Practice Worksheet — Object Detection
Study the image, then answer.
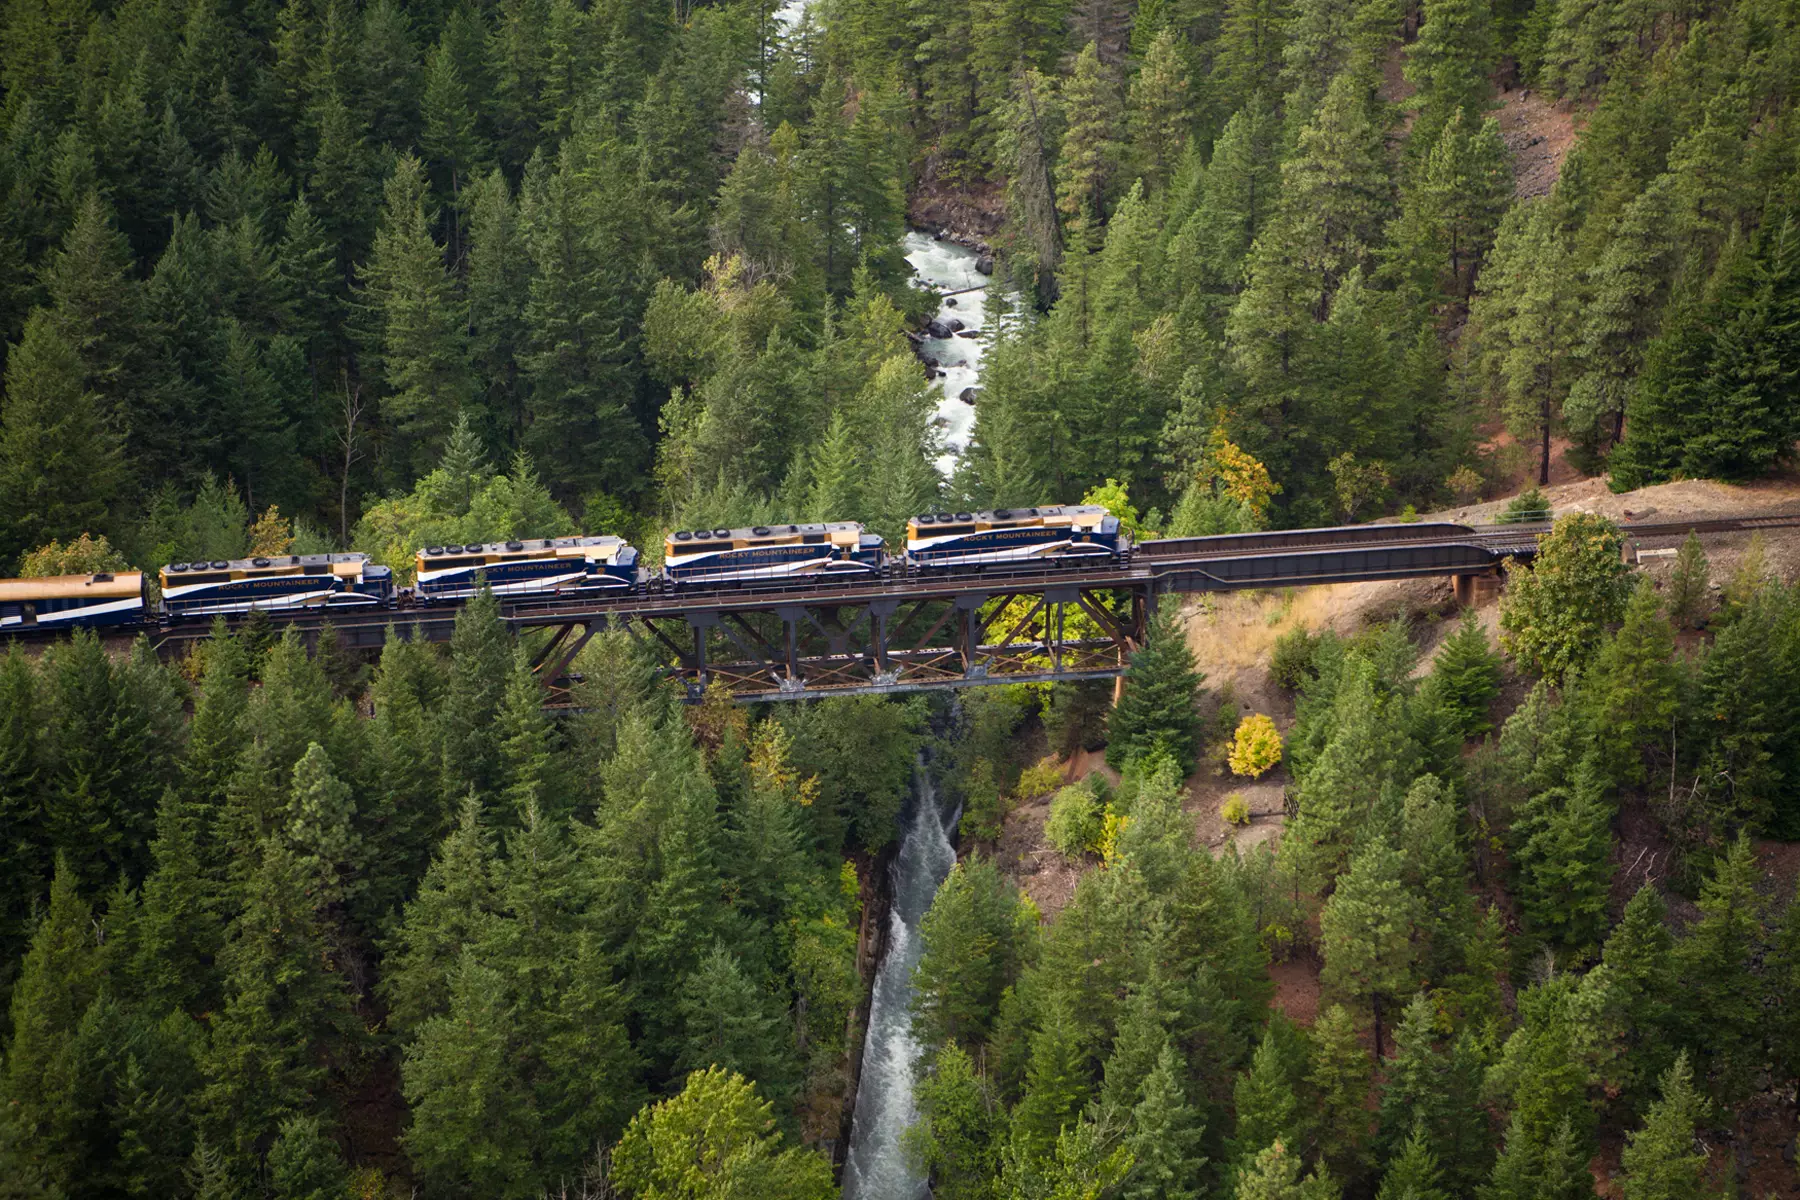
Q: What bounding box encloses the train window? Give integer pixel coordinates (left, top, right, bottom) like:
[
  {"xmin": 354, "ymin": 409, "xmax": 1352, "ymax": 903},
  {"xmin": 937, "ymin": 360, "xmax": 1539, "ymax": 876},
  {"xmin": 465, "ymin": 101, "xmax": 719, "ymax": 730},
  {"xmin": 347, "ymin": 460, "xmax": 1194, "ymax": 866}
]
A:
[
  {"xmin": 802, "ymin": 534, "xmax": 826, "ymax": 544},
  {"xmin": 177, "ymin": 573, "xmax": 230, "ymax": 586},
  {"xmin": 429, "ymin": 556, "xmax": 487, "ymax": 570},
  {"xmin": 922, "ymin": 524, "xmax": 976, "ymax": 536},
  {"xmin": 678, "ymin": 541, "xmax": 733, "ymax": 555},
  {"xmin": 302, "ymin": 564, "xmax": 330, "ymax": 575}
]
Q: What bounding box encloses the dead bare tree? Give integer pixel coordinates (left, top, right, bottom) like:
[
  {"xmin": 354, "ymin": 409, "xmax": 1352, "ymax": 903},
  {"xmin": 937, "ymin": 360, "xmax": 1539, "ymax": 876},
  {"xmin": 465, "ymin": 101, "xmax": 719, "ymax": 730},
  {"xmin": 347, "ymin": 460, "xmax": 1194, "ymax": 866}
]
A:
[{"xmin": 338, "ymin": 375, "xmax": 366, "ymax": 549}]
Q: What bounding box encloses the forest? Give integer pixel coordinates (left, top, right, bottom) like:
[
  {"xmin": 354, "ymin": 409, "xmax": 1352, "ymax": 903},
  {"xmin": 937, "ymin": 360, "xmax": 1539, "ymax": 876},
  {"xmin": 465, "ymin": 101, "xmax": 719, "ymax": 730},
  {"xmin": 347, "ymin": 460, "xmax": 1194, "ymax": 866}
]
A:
[{"xmin": 3, "ymin": 0, "xmax": 1800, "ymax": 1192}]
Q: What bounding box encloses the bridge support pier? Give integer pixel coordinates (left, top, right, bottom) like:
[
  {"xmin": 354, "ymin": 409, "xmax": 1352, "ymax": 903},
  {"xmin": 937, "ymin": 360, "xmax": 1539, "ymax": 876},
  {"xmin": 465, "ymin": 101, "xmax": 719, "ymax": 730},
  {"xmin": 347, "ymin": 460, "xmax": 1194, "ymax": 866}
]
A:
[{"xmin": 1451, "ymin": 570, "xmax": 1502, "ymax": 608}]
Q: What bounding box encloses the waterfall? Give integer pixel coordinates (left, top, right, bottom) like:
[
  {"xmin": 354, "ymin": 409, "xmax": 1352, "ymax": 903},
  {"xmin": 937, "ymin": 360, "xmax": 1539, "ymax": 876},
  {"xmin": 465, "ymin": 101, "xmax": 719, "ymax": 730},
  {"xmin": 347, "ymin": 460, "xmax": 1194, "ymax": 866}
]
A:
[
  {"xmin": 841, "ymin": 765, "xmax": 959, "ymax": 1200},
  {"xmin": 903, "ymin": 232, "xmax": 1003, "ymax": 478}
]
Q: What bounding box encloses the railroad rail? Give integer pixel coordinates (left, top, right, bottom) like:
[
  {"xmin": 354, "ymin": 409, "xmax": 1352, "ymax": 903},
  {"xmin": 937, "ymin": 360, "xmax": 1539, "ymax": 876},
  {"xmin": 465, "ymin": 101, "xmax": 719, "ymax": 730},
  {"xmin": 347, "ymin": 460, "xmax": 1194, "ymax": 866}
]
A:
[{"xmin": 86, "ymin": 508, "xmax": 1800, "ymax": 702}]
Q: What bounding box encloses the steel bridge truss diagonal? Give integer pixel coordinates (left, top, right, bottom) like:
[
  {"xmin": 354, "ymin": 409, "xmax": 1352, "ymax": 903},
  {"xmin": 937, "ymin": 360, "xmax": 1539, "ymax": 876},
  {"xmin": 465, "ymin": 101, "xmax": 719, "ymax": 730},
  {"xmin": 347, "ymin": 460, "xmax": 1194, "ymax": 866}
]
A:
[{"xmin": 576, "ymin": 584, "xmax": 1151, "ymax": 703}]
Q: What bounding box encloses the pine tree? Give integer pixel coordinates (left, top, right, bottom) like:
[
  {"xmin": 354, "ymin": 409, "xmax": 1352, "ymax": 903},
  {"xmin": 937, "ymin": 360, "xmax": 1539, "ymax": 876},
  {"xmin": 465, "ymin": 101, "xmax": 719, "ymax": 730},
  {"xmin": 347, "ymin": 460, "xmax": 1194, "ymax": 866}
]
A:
[
  {"xmin": 401, "ymin": 949, "xmax": 537, "ymax": 1195},
  {"xmin": 912, "ymin": 859, "xmax": 1032, "ymax": 1051},
  {"xmin": 1403, "ymin": 0, "xmax": 1495, "ymax": 152},
  {"xmin": 465, "ymin": 170, "xmax": 531, "ymax": 445},
  {"xmin": 1666, "ymin": 533, "xmax": 1710, "ymax": 629},
  {"xmin": 267, "ymin": 1115, "xmax": 351, "ymax": 1200},
  {"xmin": 1590, "ymin": 883, "xmax": 1676, "ymax": 1109},
  {"xmin": 496, "ymin": 647, "xmax": 563, "ymax": 823},
  {"xmin": 1009, "ymin": 1000, "xmax": 1093, "ymax": 1161},
  {"xmin": 358, "ymin": 153, "xmax": 473, "ymax": 475},
  {"xmin": 1377, "ymin": 1126, "xmax": 1447, "ymax": 1200},
  {"xmin": 906, "ymin": 1041, "xmax": 1002, "ymax": 1200},
  {"xmin": 201, "ymin": 838, "xmax": 357, "ymax": 1176},
  {"xmin": 1513, "ymin": 770, "xmax": 1615, "ymax": 953},
  {"xmin": 440, "ymin": 587, "xmax": 513, "ymax": 802},
  {"xmin": 1107, "ymin": 598, "xmax": 1205, "ymax": 773},
  {"xmin": 1305, "ymin": 1003, "xmax": 1371, "ymax": 1178},
  {"xmin": 128, "ymin": 789, "xmax": 224, "ymax": 1016},
  {"xmin": 1057, "ymin": 42, "xmax": 1125, "ymax": 227},
  {"xmin": 284, "ymin": 741, "xmax": 361, "ymax": 912},
  {"xmin": 420, "ymin": 36, "xmax": 488, "ymax": 208},
  {"xmin": 1127, "ymin": 28, "xmax": 1192, "ymax": 198},
  {"xmin": 1319, "ymin": 838, "xmax": 1418, "ymax": 1056},
  {"xmin": 1, "ymin": 855, "xmax": 102, "ymax": 1190},
  {"xmin": 38, "ymin": 191, "xmax": 145, "ymax": 422},
  {"xmin": 1619, "ymin": 1053, "xmax": 1713, "ymax": 1200},
  {"xmin": 1376, "ymin": 994, "xmax": 1490, "ymax": 1189},
  {"xmin": 1231, "ymin": 1028, "xmax": 1302, "ymax": 1166},
  {"xmin": 1430, "ymin": 607, "xmax": 1502, "ymax": 737},
  {"xmin": 0, "ymin": 311, "xmax": 123, "ymax": 559},
  {"xmin": 1479, "ymin": 1115, "xmax": 1592, "ymax": 1200},
  {"xmin": 1121, "ymin": 1042, "xmax": 1206, "ymax": 1200},
  {"xmin": 675, "ymin": 944, "xmax": 796, "ymax": 1105},
  {"xmin": 1671, "ymin": 834, "xmax": 1763, "ymax": 1107},
  {"xmin": 381, "ymin": 791, "xmax": 499, "ymax": 1035},
  {"xmin": 0, "ymin": 647, "xmax": 46, "ymax": 965},
  {"xmin": 1770, "ymin": 879, "xmax": 1800, "ymax": 1101}
]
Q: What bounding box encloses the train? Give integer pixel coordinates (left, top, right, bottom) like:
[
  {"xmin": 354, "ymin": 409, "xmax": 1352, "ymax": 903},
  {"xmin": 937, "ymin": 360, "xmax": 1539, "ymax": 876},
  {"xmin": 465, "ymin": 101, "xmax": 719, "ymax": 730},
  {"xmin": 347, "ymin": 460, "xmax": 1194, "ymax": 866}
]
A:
[{"xmin": 0, "ymin": 505, "xmax": 1129, "ymax": 632}]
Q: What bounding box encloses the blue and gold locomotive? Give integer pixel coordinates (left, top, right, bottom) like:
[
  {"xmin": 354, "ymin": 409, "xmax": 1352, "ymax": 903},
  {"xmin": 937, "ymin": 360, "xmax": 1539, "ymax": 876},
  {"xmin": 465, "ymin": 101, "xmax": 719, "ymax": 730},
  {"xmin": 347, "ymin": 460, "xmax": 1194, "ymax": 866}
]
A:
[
  {"xmin": 905, "ymin": 505, "xmax": 1124, "ymax": 569},
  {"xmin": 664, "ymin": 522, "xmax": 885, "ymax": 589},
  {"xmin": 161, "ymin": 554, "xmax": 394, "ymax": 619},
  {"xmin": 415, "ymin": 535, "xmax": 638, "ymax": 603}
]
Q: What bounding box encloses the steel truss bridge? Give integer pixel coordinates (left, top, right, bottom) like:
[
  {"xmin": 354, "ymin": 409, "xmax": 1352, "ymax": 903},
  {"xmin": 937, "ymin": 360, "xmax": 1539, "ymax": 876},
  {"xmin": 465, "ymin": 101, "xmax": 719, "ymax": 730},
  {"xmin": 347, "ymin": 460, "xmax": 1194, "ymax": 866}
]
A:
[{"xmin": 126, "ymin": 510, "xmax": 1800, "ymax": 704}]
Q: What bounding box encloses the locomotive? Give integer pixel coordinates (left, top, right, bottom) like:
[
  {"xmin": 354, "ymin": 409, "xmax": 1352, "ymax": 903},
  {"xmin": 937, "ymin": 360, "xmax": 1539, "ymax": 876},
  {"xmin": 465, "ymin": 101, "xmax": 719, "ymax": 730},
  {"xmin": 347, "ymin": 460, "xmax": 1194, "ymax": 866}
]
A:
[{"xmin": 0, "ymin": 504, "xmax": 1129, "ymax": 631}]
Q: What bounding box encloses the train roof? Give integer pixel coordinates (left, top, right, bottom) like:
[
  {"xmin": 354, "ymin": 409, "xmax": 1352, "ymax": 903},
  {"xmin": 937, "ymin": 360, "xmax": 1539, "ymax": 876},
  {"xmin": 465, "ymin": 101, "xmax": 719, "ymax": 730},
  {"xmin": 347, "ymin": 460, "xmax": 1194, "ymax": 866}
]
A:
[
  {"xmin": 909, "ymin": 505, "xmax": 1112, "ymax": 527},
  {"xmin": 0, "ymin": 572, "xmax": 143, "ymax": 601},
  {"xmin": 417, "ymin": 534, "xmax": 630, "ymax": 560},
  {"xmin": 666, "ymin": 522, "xmax": 865, "ymax": 543},
  {"xmin": 162, "ymin": 553, "xmax": 375, "ymax": 580}
]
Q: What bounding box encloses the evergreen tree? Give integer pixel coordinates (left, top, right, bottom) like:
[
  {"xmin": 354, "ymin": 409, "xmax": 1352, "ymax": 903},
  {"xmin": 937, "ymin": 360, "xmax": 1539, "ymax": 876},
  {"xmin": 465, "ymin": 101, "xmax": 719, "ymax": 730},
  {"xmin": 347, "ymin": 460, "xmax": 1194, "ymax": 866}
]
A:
[
  {"xmin": 1402, "ymin": 0, "xmax": 1495, "ymax": 153},
  {"xmin": 1479, "ymin": 1116, "xmax": 1592, "ymax": 1200},
  {"xmin": 1619, "ymin": 1053, "xmax": 1713, "ymax": 1200},
  {"xmin": 1305, "ymin": 1003, "xmax": 1371, "ymax": 1178},
  {"xmin": 267, "ymin": 1116, "xmax": 351, "ymax": 1200},
  {"xmin": 1231, "ymin": 1028, "xmax": 1302, "ymax": 1166},
  {"xmin": 1057, "ymin": 42, "xmax": 1125, "ymax": 227},
  {"xmin": 128, "ymin": 789, "xmax": 224, "ymax": 1016},
  {"xmin": 912, "ymin": 858, "xmax": 1032, "ymax": 1052},
  {"xmin": 1107, "ymin": 598, "xmax": 1204, "ymax": 773},
  {"xmin": 440, "ymin": 587, "xmax": 513, "ymax": 801},
  {"xmin": 0, "ymin": 647, "xmax": 46, "ymax": 967},
  {"xmin": 358, "ymin": 153, "xmax": 474, "ymax": 475},
  {"xmin": 1121, "ymin": 1042, "xmax": 1206, "ymax": 1200},
  {"xmin": 906, "ymin": 1041, "xmax": 1001, "ymax": 1200},
  {"xmin": 1670, "ymin": 834, "xmax": 1763, "ymax": 1107},
  {"xmin": 1666, "ymin": 533, "xmax": 1710, "ymax": 629},
  {"xmin": 1, "ymin": 855, "xmax": 102, "ymax": 1190},
  {"xmin": 1126, "ymin": 28, "xmax": 1192, "ymax": 198},
  {"xmin": 1589, "ymin": 580, "xmax": 1679, "ymax": 787},
  {"xmin": 200, "ymin": 839, "xmax": 357, "ymax": 1176},
  {"xmin": 1319, "ymin": 838, "xmax": 1418, "ymax": 1055},
  {"xmin": 675, "ymin": 944, "xmax": 796, "ymax": 1106},
  {"xmin": 0, "ymin": 311, "xmax": 123, "ymax": 559},
  {"xmin": 1375, "ymin": 1126, "xmax": 1447, "ymax": 1200},
  {"xmin": 1429, "ymin": 607, "xmax": 1502, "ymax": 737},
  {"xmin": 382, "ymin": 791, "xmax": 499, "ymax": 1035},
  {"xmin": 1513, "ymin": 767, "xmax": 1615, "ymax": 953}
]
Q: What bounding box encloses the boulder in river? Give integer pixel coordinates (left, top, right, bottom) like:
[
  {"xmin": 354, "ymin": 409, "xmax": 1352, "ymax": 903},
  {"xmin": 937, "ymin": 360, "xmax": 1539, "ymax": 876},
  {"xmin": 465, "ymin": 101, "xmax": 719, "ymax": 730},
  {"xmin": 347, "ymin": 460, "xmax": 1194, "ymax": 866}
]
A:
[
  {"xmin": 975, "ymin": 255, "xmax": 995, "ymax": 275},
  {"xmin": 944, "ymin": 297, "xmax": 958, "ymax": 307},
  {"xmin": 956, "ymin": 328, "xmax": 982, "ymax": 338},
  {"xmin": 959, "ymin": 387, "xmax": 980, "ymax": 405},
  {"xmin": 946, "ymin": 317, "xmax": 966, "ymax": 332},
  {"xmin": 921, "ymin": 355, "xmax": 939, "ymax": 369},
  {"xmin": 924, "ymin": 319, "xmax": 954, "ymax": 338}
]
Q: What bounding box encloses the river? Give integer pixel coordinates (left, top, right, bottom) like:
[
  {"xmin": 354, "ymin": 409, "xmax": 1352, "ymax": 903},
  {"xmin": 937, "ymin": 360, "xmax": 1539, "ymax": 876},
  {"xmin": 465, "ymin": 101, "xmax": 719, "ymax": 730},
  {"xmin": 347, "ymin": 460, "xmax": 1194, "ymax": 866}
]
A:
[
  {"xmin": 840, "ymin": 766, "xmax": 958, "ymax": 1200},
  {"xmin": 903, "ymin": 232, "xmax": 995, "ymax": 478}
]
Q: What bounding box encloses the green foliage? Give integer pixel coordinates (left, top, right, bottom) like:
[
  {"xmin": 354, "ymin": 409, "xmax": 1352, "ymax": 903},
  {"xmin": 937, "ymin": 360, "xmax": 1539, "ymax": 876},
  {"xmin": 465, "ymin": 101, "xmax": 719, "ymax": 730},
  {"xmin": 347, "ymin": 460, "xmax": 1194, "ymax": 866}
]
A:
[
  {"xmin": 1108, "ymin": 599, "xmax": 1205, "ymax": 774},
  {"xmin": 1619, "ymin": 1053, "xmax": 1714, "ymax": 1200},
  {"xmin": 1499, "ymin": 512, "xmax": 1632, "ymax": 681},
  {"xmin": 1429, "ymin": 609, "xmax": 1502, "ymax": 737},
  {"xmin": 1046, "ymin": 779, "xmax": 1105, "ymax": 859},
  {"xmin": 1666, "ymin": 533, "xmax": 1710, "ymax": 629},
  {"xmin": 913, "ymin": 859, "xmax": 1034, "ymax": 1052},
  {"xmin": 609, "ymin": 1067, "xmax": 836, "ymax": 1200}
]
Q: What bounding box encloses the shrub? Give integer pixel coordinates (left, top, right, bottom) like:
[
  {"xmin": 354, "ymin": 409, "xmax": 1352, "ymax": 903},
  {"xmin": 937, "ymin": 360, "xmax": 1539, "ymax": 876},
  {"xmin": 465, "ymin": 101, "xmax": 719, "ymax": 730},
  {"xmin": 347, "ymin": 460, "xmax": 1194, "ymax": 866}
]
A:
[
  {"xmin": 1222, "ymin": 793, "xmax": 1252, "ymax": 826},
  {"xmin": 1270, "ymin": 627, "xmax": 1318, "ymax": 691},
  {"xmin": 1399, "ymin": 503, "xmax": 1420, "ymax": 523},
  {"xmin": 1015, "ymin": 756, "xmax": 1066, "ymax": 801},
  {"xmin": 18, "ymin": 532, "xmax": 129, "ymax": 577},
  {"xmin": 1046, "ymin": 780, "xmax": 1103, "ymax": 859},
  {"xmin": 1499, "ymin": 486, "xmax": 1551, "ymax": 525},
  {"xmin": 1446, "ymin": 465, "xmax": 1483, "ymax": 505},
  {"xmin": 1229, "ymin": 714, "xmax": 1283, "ymax": 778}
]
